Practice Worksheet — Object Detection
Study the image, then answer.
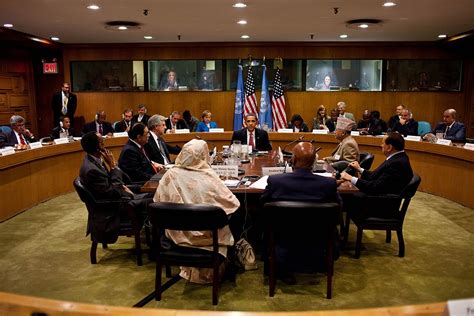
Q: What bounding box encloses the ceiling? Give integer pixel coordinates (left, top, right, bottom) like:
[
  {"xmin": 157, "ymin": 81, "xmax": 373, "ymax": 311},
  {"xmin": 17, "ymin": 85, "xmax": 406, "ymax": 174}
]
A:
[{"xmin": 0, "ymin": 0, "xmax": 473, "ymax": 44}]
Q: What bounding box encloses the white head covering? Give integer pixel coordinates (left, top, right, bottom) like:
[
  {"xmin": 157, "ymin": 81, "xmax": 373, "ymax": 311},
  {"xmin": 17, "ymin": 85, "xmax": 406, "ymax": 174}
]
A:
[{"xmin": 336, "ymin": 117, "xmax": 354, "ymax": 131}]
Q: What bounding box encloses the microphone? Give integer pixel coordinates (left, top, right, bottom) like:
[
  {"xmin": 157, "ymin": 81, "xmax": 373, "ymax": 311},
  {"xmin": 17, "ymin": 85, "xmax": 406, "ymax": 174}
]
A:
[{"xmin": 282, "ymin": 135, "xmax": 305, "ymax": 156}]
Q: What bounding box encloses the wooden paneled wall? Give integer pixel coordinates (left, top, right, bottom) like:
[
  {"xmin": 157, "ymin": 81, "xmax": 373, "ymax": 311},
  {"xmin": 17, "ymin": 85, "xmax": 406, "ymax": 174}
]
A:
[{"xmin": 57, "ymin": 42, "xmax": 471, "ymax": 135}]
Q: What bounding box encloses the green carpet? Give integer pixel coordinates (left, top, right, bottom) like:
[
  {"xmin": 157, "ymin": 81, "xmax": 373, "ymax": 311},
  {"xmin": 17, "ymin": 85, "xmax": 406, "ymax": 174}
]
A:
[{"xmin": 0, "ymin": 191, "xmax": 473, "ymax": 311}]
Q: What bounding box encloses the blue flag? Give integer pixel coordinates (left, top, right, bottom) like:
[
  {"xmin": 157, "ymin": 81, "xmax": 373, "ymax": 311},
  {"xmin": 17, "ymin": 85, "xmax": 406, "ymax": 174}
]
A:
[
  {"xmin": 259, "ymin": 64, "xmax": 273, "ymax": 129},
  {"xmin": 233, "ymin": 64, "xmax": 244, "ymax": 131}
]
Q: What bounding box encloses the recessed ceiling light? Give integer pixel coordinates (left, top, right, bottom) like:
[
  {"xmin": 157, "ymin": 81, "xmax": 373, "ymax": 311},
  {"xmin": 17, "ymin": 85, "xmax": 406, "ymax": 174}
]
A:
[
  {"xmin": 233, "ymin": 3, "xmax": 247, "ymax": 8},
  {"xmin": 144, "ymin": 35, "xmax": 153, "ymax": 40},
  {"xmin": 339, "ymin": 34, "xmax": 348, "ymax": 39},
  {"xmin": 358, "ymin": 24, "xmax": 369, "ymax": 28},
  {"xmin": 3, "ymin": 23, "xmax": 13, "ymax": 28},
  {"xmin": 438, "ymin": 34, "xmax": 447, "ymax": 38},
  {"xmin": 87, "ymin": 4, "xmax": 100, "ymax": 10},
  {"xmin": 237, "ymin": 20, "xmax": 247, "ymax": 25},
  {"xmin": 383, "ymin": 2, "xmax": 397, "ymax": 7},
  {"xmin": 241, "ymin": 35, "xmax": 250, "ymax": 39},
  {"xmin": 118, "ymin": 26, "xmax": 128, "ymax": 30},
  {"xmin": 50, "ymin": 36, "xmax": 60, "ymax": 41}
]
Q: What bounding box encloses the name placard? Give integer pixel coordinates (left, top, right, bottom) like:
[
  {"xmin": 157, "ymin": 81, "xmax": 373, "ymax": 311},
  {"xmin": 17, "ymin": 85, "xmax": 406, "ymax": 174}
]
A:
[
  {"xmin": 436, "ymin": 138, "xmax": 452, "ymax": 146},
  {"xmin": 447, "ymin": 298, "xmax": 474, "ymax": 316},
  {"xmin": 0, "ymin": 147, "xmax": 15, "ymax": 156},
  {"xmin": 351, "ymin": 131, "xmax": 360, "ymax": 136},
  {"xmin": 113, "ymin": 132, "xmax": 128, "ymax": 137},
  {"xmin": 175, "ymin": 129, "xmax": 190, "ymax": 134},
  {"xmin": 29, "ymin": 142, "xmax": 43, "ymax": 149},
  {"xmin": 211, "ymin": 165, "xmax": 238, "ymax": 178},
  {"xmin": 54, "ymin": 138, "xmax": 69, "ymax": 145},
  {"xmin": 405, "ymin": 135, "xmax": 422, "ymax": 142},
  {"xmin": 464, "ymin": 143, "xmax": 474, "ymax": 151},
  {"xmin": 312, "ymin": 129, "xmax": 328, "ymax": 134},
  {"xmin": 209, "ymin": 128, "xmax": 224, "ymax": 133},
  {"xmin": 277, "ymin": 128, "xmax": 293, "ymax": 133},
  {"xmin": 262, "ymin": 166, "xmax": 293, "ymax": 176}
]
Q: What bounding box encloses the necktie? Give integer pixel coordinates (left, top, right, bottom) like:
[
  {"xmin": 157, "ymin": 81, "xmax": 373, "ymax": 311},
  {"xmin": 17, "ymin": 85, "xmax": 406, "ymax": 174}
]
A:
[
  {"xmin": 99, "ymin": 124, "xmax": 103, "ymax": 135},
  {"xmin": 62, "ymin": 98, "xmax": 68, "ymax": 115},
  {"xmin": 141, "ymin": 147, "xmax": 157, "ymax": 173},
  {"xmin": 19, "ymin": 134, "xmax": 26, "ymax": 145},
  {"xmin": 157, "ymin": 140, "xmax": 169, "ymax": 164},
  {"xmin": 249, "ymin": 132, "xmax": 255, "ymax": 149}
]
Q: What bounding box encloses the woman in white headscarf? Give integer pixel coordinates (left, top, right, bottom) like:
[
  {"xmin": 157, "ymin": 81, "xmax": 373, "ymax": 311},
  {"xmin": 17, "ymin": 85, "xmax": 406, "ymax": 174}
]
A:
[{"xmin": 153, "ymin": 139, "xmax": 240, "ymax": 283}]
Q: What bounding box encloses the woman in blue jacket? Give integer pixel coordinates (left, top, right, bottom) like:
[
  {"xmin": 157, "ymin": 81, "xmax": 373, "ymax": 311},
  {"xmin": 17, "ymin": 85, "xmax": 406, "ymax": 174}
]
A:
[{"xmin": 196, "ymin": 110, "xmax": 218, "ymax": 132}]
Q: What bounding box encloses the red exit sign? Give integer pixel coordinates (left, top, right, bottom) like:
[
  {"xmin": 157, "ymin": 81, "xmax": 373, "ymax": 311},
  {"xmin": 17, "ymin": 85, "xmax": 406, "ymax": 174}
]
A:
[{"xmin": 43, "ymin": 62, "xmax": 58, "ymax": 74}]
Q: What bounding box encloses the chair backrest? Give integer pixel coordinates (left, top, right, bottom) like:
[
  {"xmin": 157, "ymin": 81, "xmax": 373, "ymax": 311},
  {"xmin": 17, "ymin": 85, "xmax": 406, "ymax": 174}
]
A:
[
  {"xmin": 397, "ymin": 173, "xmax": 421, "ymax": 221},
  {"xmin": 418, "ymin": 121, "xmax": 431, "ymax": 136},
  {"xmin": 359, "ymin": 151, "xmax": 374, "ymax": 170},
  {"xmin": 331, "ymin": 160, "xmax": 349, "ymax": 172},
  {"xmin": 148, "ymin": 202, "xmax": 229, "ymax": 231},
  {"xmin": 0, "ymin": 125, "xmax": 12, "ymax": 134},
  {"xmin": 73, "ymin": 177, "xmax": 96, "ymax": 205}
]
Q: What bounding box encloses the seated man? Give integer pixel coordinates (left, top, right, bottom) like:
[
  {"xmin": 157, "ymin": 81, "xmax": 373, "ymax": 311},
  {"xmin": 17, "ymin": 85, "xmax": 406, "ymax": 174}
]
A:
[
  {"xmin": 231, "ymin": 113, "xmax": 272, "ymax": 151},
  {"xmin": 0, "ymin": 115, "xmax": 37, "ymax": 148},
  {"xmin": 424, "ymin": 108, "xmax": 466, "ymax": 143},
  {"xmin": 370, "ymin": 110, "xmax": 388, "ymax": 133},
  {"xmin": 165, "ymin": 110, "xmax": 187, "ymax": 133},
  {"xmin": 118, "ymin": 123, "xmax": 160, "ymax": 182},
  {"xmin": 388, "ymin": 104, "xmax": 405, "ymax": 131},
  {"xmin": 261, "ymin": 142, "xmax": 341, "ymax": 284},
  {"xmin": 356, "ymin": 110, "xmax": 383, "ymax": 136},
  {"xmin": 114, "ymin": 108, "xmax": 133, "ymax": 133},
  {"xmin": 146, "ymin": 114, "xmax": 181, "ymax": 166},
  {"xmin": 392, "ymin": 109, "xmax": 418, "ymax": 136},
  {"xmin": 82, "ymin": 110, "xmax": 114, "ymax": 137},
  {"xmin": 182, "ymin": 109, "xmax": 200, "ymax": 132},
  {"xmin": 131, "ymin": 104, "xmax": 150, "ymax": 126},
  {"xmin": 79, "ymin": 131, "xmax": 152, "ymax": 239},
  {"xmin": 50, "ymin": 116, "xmax": 75, "ymax": 139},
  {"xmin": 323, "ymin": 117, "xmax": 359, "ymax": 163},
  {"xmin": 336, "ymin": 101, "xmax": 355, "ymax": 123}
]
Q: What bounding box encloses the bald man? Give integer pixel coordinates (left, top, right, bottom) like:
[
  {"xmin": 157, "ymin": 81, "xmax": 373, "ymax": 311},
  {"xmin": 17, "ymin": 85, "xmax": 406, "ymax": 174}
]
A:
[
  {"xmin": 430, "ymin": 108, "xmax": 466, "ymax": 142},
  {"xmin": 261, "ymin": 142, "xmax": 341, "ymax": 284}
]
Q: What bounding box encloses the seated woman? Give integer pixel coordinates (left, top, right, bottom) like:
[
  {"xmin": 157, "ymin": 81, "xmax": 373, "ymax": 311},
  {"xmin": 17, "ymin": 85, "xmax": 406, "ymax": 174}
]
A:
[
  {"xmin": 287, "ymin": 114, "xmax": 309, "ymax": 132},
  {"xmin": 153, "ymin": 139, "xmax": 240, "ymax": 284},
  {"xmin": 312, "ymin": 105, "xmax": 334, "ymax": 132},
  {"xmin": 196, "ymin": 110, "xmax": 218, "ymax": 132}
]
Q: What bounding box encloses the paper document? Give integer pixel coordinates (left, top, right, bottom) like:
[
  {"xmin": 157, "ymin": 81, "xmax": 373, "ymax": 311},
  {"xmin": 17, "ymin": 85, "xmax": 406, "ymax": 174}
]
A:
[
  {"xmin": 223, "ymin": 179, "xmax": 240, "ymax": 187},
  {"xmin": 249, "ymin": 175, "xmax": 269, "ymax": 189},
  {"xmin": 313, "ymin": 172, "xmax": 334, "ymax": 178},
  {"xmin": 278, "ymin": 146, "xmax": 284, "ymax": 164}
]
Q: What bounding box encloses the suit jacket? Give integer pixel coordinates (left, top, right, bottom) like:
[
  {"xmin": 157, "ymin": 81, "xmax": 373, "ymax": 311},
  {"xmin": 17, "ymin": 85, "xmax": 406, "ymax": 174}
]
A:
[
  {"xmin": 326, "ymin": 136, "xmax": 359, "ymax": 163},
  {"xmin": 0, "ymin": 130, "xmax": 37, "ymax": 147},
  {"xmin": 287, "ymin": 122, "xmax": 309, "ymax": 132},
  {"xmin": 131, "ymin": 114, "xmax": 150, "ymax": 126},
  {"xmin": 114, "ymin": 120, "xmax": 132, "ymax": 133},
  {"xmin": 82, "ymin": 121, "xmax": 114, "ymax": 136},
  {"xmin": 393, "ymin": 119, "xmax": 418, "ymax": 136},
  {"xmin": 431, "ymin": 121, "xmax": 466, "ymax": 142},
  {"xmin": 231, "ymin": 128, "xmax": 272, "ymax": 151},
  {"xmin": 355, "ymin": 151, "xmax": 413, "ymax": 195},
  {"xmin": 195, "ymin": 121, "xmax": 218, "ymax": 132},
  {"xmin": 341, "ymin": 112, "xmax": 355, "ymax": 122},
  {"xmin": 357, "ymin": 119, "xmax": 384, "ymax": 135},
  {"xmin": 145, "ymin": 134, "xmax": 181, "ymax": 165},
  {"xmin": 51, "ymin": 91, "xmax": 77, "ymax": 127},
  {"xmin": 165, "ymin": 118, "xmax": 187, "ymax": 132},
  {"xmin": 118, "ymin": 140, "xmax": 155, "ymax": 182},
  {"xmin": 50, "ymin": 126, "xmax": 75, "ymax": 139},
  {"xmin": 388, "ymin": 115, "xmax": 400, "ymax": 130}
]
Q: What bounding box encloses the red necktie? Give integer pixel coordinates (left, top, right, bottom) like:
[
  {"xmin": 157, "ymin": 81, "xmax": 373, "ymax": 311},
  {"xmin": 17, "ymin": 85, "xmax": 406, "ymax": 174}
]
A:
[
  {"xmin": 249, "ymin": 132, "xmax": 255, "ymax": 149},
  {"xmin": 19, "ymin": 134, "xmax": 26, "ymax": 145},
  {"xmin": 99, "ymin": 124, "xmax": 103, "ymax": 135}
]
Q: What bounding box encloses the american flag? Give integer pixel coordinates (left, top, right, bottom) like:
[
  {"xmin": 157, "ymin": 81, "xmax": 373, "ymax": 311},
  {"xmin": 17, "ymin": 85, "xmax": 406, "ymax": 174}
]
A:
[
  {"xmin": 271, "ymin": 67, "xmax": 287, "ymax": 130},
  {"xmin": 244, "ymin": 66, "xmax": 258, "ymax": 119}
]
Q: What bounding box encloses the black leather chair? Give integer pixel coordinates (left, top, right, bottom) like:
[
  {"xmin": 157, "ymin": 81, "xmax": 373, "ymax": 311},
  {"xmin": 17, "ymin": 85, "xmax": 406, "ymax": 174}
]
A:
[
  {"xmin": 359, "ymin": 151, "xmax": 374, "ymax": 170},
  {"xmin": 144, "ymin": 202, "xmax": 232, "ymax": 306},
  {"xmin": 344, "ymin": 173, "xmax": 421, "ymax": 258},
  {"xmin": 263, "ymin": 201, "xmax": 341, "ymax": 299},
  {"xmin": 73, "ymin": 177, "xmax": 144, "ymax": 266}
]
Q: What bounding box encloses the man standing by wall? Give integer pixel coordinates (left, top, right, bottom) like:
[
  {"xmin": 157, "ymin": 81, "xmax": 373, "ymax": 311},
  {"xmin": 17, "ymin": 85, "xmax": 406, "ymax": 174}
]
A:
[{"xmin": 52, "ymin": 82, "xmax": 77, "ymax": 128}]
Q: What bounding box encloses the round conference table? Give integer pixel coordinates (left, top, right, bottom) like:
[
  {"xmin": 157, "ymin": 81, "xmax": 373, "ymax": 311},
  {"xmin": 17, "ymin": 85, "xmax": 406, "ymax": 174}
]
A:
[{"xmin": 1, "ymin": 132, "xmax": 473, "ymax": 222}]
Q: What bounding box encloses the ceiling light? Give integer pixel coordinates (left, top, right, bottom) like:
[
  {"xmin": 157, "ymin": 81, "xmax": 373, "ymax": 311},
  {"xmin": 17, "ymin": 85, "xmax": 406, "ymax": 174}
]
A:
[
  {"xmin": 3, "ymin": 23, "xmax": 13, "ymax": 28},
  {"xmin": 118, "ymin": 26, "xmax": 128, "ymax": 30},
  {"xmin": 87, "ymin": 4, "xmax": 100, "ymax": 10},
  {"xmin": 241, "ymin": 35, "xmax": 250, "ymax": 39},
  {"xmin": 50, "ymin": 37, "xmax": 60, "ymax": 41},
  {"xmin": 144, "ymin": 35, "xmax": 153, "ymax": 40},
  {"xmin": 438, "ymin": 34, "xmax": 447, "ymax": 38},
  {"xmin": 339, "ymin": 34, "xmax": 348, "ymax": 39},
  {"xmin": 346, "ymin": 19, "xmax": 382, "ymax": 29},
  {"xmin": 383, "ymin": 2, "xmax": 397, "ymax": 7},
  {"xmin": 237, "ymin": 20, "xmax": 247, "ymax": 25},
  {"xmin": 358, "ymin": 24, "xmax": 369, "ymax": 28},
  {"xmin": 105, "ymin": 21, "xmax": 141, "ymax": 31},
  {"xmin": 233, "ymin": 3, "xmax": 247, "ymax": 8}
]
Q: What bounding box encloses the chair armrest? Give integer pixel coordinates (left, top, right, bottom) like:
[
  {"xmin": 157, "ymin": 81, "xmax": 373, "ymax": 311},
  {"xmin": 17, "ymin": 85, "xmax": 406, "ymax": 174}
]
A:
[{"xmin": 126, "ymin": 184, "xmax": 143, "ymax": 194}]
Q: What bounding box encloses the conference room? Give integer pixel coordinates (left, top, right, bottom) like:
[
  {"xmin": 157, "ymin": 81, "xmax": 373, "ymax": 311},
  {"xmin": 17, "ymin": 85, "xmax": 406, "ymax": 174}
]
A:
[{"xmin": 1, "ymin": 0, "xmax": 474, "ymax": 315}]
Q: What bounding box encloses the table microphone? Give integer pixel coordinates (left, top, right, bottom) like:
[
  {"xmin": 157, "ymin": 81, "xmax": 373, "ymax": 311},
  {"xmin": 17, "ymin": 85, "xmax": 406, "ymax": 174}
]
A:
[
  {"xmin": 282, "ymin": 135, "xmax": 305, "ymax": 156},
  {"xmin": 195, "ymin": 135, "xmax": 218, "ymax": 154}
]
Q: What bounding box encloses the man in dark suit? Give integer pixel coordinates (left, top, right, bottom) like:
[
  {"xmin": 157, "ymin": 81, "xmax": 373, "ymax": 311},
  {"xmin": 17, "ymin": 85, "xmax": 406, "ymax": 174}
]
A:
[
  {"xmin": 0, "ymin": 115, "xmax": 37, "ymax": 148},
  {"xmin": 118, "ymin": 123, "xmax": 158, "ymax": 183},
  {"xmin": 146, "ymin": 114, "xmax": 181, "ymax": 166},
  {"xmin": 392, "ymin": 109, "xmax": 418, "ymax": 136},
  {"xmin": 50, "ymin": 116, "xmax": 75, "ymax": 139},
  {"xmin": 82, "ymin": 110, "xmax": 114, "ymax": 136},
  {"xmin": 388, "ymin": 104, "xmax": 405, "ymax": 131},
  {"xmin": 114, "ymin": 108, "xmax": 133, "ymax": 133},
  {"xmin": 429, "ymin": 108, "xmax": 466, "ymax": 143},
  {"xmin": 261, "ymin": 142, "xmax": 341, "ymax": 284},
  {"xmin": 131, "ymin": 104, "xmax": 150, "ymax": 126},
  {"xmin": 52, "ymin": 82, "xmax": 77, "ymax": 127},
  {"xmin": 165, "ymin": 110, "xmax": 187, "ymax": 133},
  {"xmin": 79, "ymin": 131, "xmax": 151, "ymax": 243},
  {"xmin": 231, "ymin": 113, "xmax": 272, "ymax": 151}
]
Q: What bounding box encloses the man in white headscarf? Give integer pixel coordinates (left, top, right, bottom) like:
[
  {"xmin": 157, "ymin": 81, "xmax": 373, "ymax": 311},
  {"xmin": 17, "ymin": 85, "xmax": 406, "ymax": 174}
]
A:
[{"xmin": 153, "ymin": 139, "xmax": 240, "ymax": 283}]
